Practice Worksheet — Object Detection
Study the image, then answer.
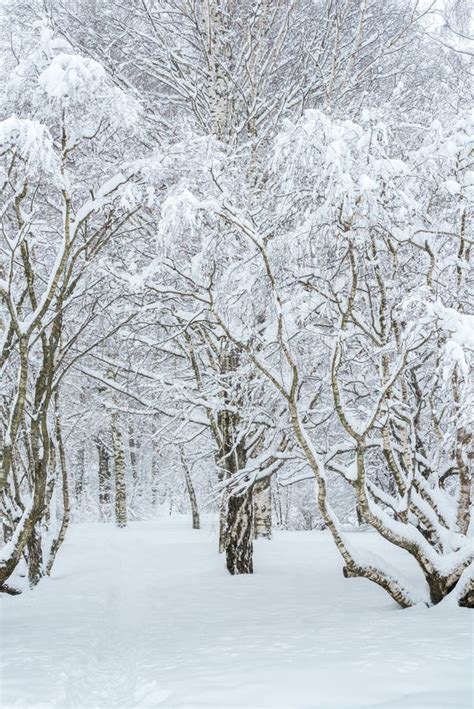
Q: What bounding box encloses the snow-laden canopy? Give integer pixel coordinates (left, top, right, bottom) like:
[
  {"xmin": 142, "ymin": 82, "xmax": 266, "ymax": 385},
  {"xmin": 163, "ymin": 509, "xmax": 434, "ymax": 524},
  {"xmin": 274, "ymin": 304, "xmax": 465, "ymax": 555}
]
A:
[
  {"xmin": 0, "ymin": 115, "xmax": 58, "ymax": 179},
  {"xmin": 38, "ymin": 53, "xmax": 106, "ymax": 100}
]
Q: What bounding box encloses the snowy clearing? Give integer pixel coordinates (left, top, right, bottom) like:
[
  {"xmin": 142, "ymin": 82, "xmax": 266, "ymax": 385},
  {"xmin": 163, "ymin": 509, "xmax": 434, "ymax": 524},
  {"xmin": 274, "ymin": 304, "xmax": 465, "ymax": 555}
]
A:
[{"xmin": 1, "ymin": 517, "xmax": 472, "ymax": 709}]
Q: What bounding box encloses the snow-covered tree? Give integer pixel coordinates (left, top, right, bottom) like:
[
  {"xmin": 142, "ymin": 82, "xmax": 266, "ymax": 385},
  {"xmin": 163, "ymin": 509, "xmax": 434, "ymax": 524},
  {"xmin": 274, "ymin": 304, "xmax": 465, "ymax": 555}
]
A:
[{"xmin": 0, "ymin": 26, "xmax": 145, "ymax": 588}]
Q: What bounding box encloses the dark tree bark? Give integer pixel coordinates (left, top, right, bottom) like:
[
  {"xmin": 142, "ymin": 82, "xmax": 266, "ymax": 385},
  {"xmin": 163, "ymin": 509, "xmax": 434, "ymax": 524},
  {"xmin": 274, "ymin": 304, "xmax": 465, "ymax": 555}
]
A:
[
  {"xmin": 226, "ymin": 489, "xmax": 254, "ymax": 575},
  {"xmin": 459, "ymin": 586, "xmax": 474, "ymax": 608},
  {"xmin": 27, "ymin": 524, "xmax": 44, "ymax": 587}
]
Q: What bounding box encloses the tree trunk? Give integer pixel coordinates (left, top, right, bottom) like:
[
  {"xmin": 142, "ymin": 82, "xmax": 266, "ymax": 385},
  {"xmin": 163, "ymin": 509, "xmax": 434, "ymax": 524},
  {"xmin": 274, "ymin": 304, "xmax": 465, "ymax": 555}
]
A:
[
  {"xmin": 27, "ymin": 524, "xmax": 44, "ymax": 587},
  {"xmin": 181, "ymin": 451, "xmax": 200, "ymax": 529},
  {"xmin": 151, "ymin": 456, "xmax": 160, "ymax": 508},
  {"xmin": 459, "ymin": 586, "xmax": 474, "ymax": 608},
  {"xmin": 97, "ymin": 439, "xmax": 111, "ymax": 521},
  {"xmin": 218, "ymin": 489, "xmax": 228, "ymax": 552},
  {"xmin": 129, "ymin": 427, "xmax": 139, "ymax": 486},
  {"xmin": 74, "ymin": 445, "xmax": 85, "ymax": 505},
  {"xmin": 111, "ymin": 420, "xmax": 127, "ymax": 528},
  {"xmin": 253, "ymin": 476, "xmax": 272, "ymax": 539},
  {"xmin": 46, "ymin": 401, "xmax": 70, "ymax": 576},
  {"xmin": 273, "ymin": 478, "xmax": 283, "ymax": 529},
  {"xmin": 226, "ymin": 489, "xmax": 254, "ymax": 574},
  {"xmin": 0, "ymin": 424, "xmax": 50, "ymax": 589}
]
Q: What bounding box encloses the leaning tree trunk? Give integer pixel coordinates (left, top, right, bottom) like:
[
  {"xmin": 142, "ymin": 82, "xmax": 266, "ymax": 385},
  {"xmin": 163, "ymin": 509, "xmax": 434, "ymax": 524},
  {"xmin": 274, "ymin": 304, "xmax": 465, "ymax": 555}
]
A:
[
  {"xmin": 253, "ymin": 476, "xmax": 272, "ymax": 539},
  {"xmin": 226, "ymin": 489, "xmax": 254, "ymax": 575},
  {"xmin": 111, "ymin": 418, "xmax": 127, "ymax": 528},
  {"xmin": 356, "ymin": 504, "xmax": 365, "ymax": 527},
  {"xmin": 46, "ymin": 398, "xmax": 70, "ymax": 576}
]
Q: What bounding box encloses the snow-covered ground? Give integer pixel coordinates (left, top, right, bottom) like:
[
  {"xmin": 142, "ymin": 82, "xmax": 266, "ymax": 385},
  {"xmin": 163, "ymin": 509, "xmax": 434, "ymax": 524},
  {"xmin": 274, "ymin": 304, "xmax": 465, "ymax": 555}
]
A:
[{"xmin": 1, "ymin": 518, "xmax": 472, "ymax": 709}]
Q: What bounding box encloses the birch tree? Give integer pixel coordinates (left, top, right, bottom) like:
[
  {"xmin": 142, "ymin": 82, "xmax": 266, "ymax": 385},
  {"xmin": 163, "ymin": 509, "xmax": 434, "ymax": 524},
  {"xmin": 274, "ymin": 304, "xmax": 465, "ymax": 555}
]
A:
[
  {"xmin": 200, "ymin": 107, "xmax": 473, "ymax": 607},
  {"xmin": 0, "ymin": 27, "xmax": 144, "ymax": 588}
]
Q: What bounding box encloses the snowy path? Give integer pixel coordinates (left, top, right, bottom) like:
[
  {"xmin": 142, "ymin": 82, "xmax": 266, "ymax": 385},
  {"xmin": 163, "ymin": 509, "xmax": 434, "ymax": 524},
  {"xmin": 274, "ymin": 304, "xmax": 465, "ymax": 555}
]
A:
[{"xmin": 1, "ymin": 518, "xmax": 472, "ymax": 708}]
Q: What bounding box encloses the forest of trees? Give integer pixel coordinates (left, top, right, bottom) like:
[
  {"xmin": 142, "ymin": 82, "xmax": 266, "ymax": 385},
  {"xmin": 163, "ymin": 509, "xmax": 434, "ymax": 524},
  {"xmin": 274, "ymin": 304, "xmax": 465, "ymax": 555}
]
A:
[{"xmin": 0, "ymin": 0, "xmax": 472, "ymax": 609}]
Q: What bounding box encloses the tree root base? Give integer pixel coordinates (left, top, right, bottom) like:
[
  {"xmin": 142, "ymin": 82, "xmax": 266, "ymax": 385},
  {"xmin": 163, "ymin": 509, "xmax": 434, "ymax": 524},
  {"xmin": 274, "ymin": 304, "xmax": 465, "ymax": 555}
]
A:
[
  {"xmin": 0, "ymin": 584, "xmax": 21, "ymax": 596},
  {"xmin": 459, "ymin": 589, "xmax": 474, "ymax": 609}
]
